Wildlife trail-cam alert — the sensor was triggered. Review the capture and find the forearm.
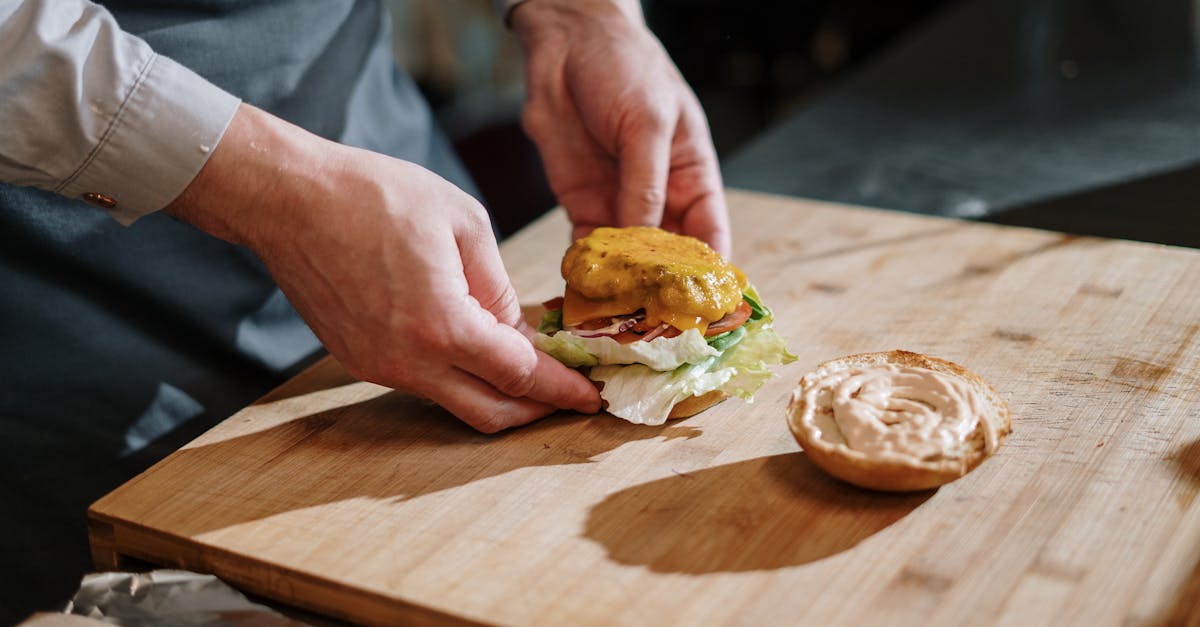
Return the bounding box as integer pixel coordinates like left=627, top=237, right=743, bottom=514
left=0, top=0, right=239, bottom=223
left=165, top=104, right=326, bottom=250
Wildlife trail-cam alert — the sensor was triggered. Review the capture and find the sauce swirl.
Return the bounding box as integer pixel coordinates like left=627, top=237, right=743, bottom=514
left=803, top=364, right=998, bottom=461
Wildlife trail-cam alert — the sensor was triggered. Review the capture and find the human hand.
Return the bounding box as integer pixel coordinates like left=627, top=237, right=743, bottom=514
left=166, top=105, right=601, bottom=432
left=512, top=0, right=732, bottom=256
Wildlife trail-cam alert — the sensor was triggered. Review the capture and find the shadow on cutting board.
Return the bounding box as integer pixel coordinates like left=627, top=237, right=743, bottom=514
left=583, top=453, right=933, bottom=574
left=99, top=389, right=703, bottom=538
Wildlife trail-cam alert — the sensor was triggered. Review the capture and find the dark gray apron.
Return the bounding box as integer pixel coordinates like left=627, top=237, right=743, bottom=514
left=0, top=1, right=474, bottom=618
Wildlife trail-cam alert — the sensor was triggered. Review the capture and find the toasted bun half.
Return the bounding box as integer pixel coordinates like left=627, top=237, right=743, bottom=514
left=667, top=390, right=729, bottom=420
left=786, top=350, right=1011, bottom=492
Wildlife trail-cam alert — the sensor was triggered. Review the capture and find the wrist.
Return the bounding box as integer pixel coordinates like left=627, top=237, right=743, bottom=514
left=511, top=0, right=643, bottom=45
left=164, top=104, right=337, bottom=251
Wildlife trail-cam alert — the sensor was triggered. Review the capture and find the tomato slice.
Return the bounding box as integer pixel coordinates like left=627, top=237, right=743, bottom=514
left=704, top=301, right=752, bottom=337
left=542, top=296, right=564, bottom=311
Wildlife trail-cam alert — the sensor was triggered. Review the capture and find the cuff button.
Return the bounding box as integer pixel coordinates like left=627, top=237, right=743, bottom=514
left=81, top=192, right=118, bottom=209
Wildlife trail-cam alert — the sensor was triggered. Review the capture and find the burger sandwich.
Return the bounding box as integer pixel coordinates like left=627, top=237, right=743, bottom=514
left=534, top=226, right=794, bottom=425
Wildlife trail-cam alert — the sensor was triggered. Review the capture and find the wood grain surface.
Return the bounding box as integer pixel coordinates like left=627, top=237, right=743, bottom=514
left=89, top=190, right=1200, bottom=626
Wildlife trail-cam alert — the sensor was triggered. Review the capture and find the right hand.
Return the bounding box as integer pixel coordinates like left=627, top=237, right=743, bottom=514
left=166, top=105, right=601, bottom=432
left=512, top=0, right=731, bottom=256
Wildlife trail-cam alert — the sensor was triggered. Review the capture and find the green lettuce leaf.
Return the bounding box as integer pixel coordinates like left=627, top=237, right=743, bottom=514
left=537, top=309, right=563, bottom=334
left=532, top=283, right=794, bottom=425
left=533, top=328, right=718, bottom=370
left=589, top=319, right=796, bottom=425
left=742, top=284, right=771, bottom=321
left=706, top=325, right=746, bottom=352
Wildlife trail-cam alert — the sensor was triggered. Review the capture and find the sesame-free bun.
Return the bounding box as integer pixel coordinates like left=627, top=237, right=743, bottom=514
left=786, top=350, right=1011, bottom=492
left=667, top=390, right=729, bottom=420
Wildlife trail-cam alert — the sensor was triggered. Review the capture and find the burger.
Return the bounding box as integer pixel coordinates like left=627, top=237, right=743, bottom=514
left=534, top=226, right=794, bottom=425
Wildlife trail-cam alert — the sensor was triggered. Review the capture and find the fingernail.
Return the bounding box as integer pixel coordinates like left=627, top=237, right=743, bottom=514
left=576, top=396, right=601, bottom=414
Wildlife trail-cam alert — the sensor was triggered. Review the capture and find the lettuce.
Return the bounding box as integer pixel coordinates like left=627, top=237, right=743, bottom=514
left=706, top=325, right=746, bottom=352
left=538, top=309, right=563, bottom=334
left=533, top=284, right=795, bottom=425
left=589, top=319, right=795, bottom=425
left=742, top=284, right=770, bottom=320
left=533, top=327, right=718, bottom=370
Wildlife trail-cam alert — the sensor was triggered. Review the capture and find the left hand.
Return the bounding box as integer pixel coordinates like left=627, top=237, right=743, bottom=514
left=512, top=0, right=732, bottom=256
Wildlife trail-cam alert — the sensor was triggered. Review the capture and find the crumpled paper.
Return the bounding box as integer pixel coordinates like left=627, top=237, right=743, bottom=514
left=64, top=570, right=309, bottom=627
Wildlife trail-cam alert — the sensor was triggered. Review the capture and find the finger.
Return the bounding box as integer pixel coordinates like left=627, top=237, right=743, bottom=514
left=572, top=222, right=598, bottom=243
left=529, top=117, right=620, bottom=238
left=455, top=204, right=525, bottom=330
left=453, top=225, right=602, bottom=414
left=451, top=305, right=601, bottom=414
left=559, top=185, right=613, bottom=242
left=669, top=102, right=732, bottom=257
left=616, top=109, right=672, bottom=228
left=680, top=187, right=732, bottom=258
left=421, top=366, right=559, bottom=434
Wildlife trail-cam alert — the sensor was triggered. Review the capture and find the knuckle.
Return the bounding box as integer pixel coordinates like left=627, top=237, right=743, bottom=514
left=631, top=185, right=666, bottom=211
left=521, top=105, right=552, bottom=141
left=468, top=408, right=509, bottom=434
left=623, top=102, right=670, bottom=135
left=490, top=359, right=538, bottom=398
left=483, top=289, right=522, bottom=326
left=407, top=328, right=446, bottom=356
left=463, top=200, right=492, bottom=232
left=645, top=110, right=672, bottom=134
left=442, top=318, right=479, bottom=355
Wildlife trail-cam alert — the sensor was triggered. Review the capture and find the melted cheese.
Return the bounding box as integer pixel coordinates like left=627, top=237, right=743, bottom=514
left=560, top=226, right=746, bottom=333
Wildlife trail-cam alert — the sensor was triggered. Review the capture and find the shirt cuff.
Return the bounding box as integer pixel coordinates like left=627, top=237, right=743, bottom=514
left=56, top=53, right=240, bottom=225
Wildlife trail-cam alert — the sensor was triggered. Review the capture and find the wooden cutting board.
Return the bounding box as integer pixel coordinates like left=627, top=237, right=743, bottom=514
left=89, top=190, right=1200, bottom=626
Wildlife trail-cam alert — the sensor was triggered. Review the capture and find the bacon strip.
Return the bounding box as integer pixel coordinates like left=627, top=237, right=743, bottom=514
left=555, top=299, right=753, bottom=342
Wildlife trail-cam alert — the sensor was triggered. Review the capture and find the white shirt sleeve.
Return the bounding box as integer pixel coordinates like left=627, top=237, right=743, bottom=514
left=0, top=0, right=241, bottom=224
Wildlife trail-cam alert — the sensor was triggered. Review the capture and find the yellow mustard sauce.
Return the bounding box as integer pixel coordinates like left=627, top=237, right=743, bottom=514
left=560, top=226, right=746, bottom=333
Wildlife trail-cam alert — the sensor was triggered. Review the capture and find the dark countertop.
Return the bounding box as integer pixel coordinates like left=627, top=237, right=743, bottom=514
left=723, top=0, right=1200, bottom=248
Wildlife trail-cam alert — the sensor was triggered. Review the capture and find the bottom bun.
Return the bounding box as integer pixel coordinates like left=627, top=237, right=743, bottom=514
left=667, top=390, right=729, bottom=420
left=787, top=350, right=1011, bottom=492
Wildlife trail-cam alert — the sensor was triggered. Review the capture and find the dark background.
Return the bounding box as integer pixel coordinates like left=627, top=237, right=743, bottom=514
left=440, top=0, right=960, bottom=237
left=646, top=0, right=957, bottom=155
left=430, top=0, right=1200, bottom=248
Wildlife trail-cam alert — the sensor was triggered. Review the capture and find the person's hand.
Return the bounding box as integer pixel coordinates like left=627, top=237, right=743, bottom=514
left=512, top=0, right=731, bottom=256
left=166, top=104, right=601, bottom=433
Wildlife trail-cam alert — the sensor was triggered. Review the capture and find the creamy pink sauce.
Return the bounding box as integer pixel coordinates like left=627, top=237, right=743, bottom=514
left=803, top=364, right=997, bottom=460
